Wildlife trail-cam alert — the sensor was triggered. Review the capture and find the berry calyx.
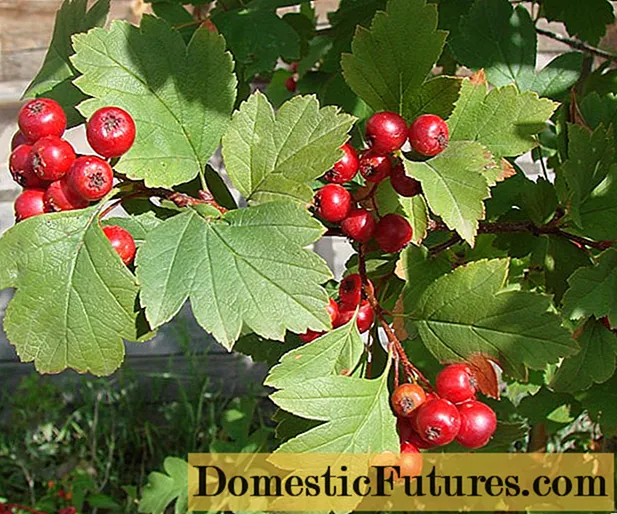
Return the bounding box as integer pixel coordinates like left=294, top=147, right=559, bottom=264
left=18, top=98, right=66, bottom=142
left=11, top=131, right=29, bottom=150
left=359, top=151, right=391, bottom=183
left=408, top=114, right=449, bottom=157
left=86, top=106, right=136, bottom=158
left=391, top=383, right=427, bottom=418
left=455, top=401, right=497, bottom=449
left=436, top=364, right=477, bottom=404
left=340, top=208, right=376, bottom=243
left=414, top=398, right=461, bottom=446
left=405, top=427, right=438, bottom=450
left=67, top=156, right=114, bottom=201
left=44, top=179, right=89, bottom=212
left=399, top=441, right=423, bottom=479
left=314, top=184, right=352, bottom=223
left=9, top=145, right=46, bottom=188
left=365, top=111, right=408, bottom=155
left=374, top=214, right=412, bottom=253
left=31, top=136, right=76, bottom=181
left=390, top=162, right=421, bottom=197
left=325, top=144, right=359, bottom=184
left=103, top=225, right=137, bottom=266
left=14, top=189, right=46, bottom=222
left=285, top=76, right=297, bottom=93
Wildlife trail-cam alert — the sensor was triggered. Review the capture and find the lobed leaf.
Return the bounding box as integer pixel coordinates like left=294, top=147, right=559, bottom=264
left=138, top=457, right=188, bottom=514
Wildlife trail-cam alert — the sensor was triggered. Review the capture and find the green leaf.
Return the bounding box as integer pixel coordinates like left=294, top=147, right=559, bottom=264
left=373, top=180, right=429, bottom=245
left=403, top=141, right=492, bottom=246
left=542, top=0, right=615, bottom=45
left=401, top=245, right=451, bottom=313
left=136, top=202, right=333, bottom=349
left=341, top=0, right=447, bottom=117
left=551, top=319, right=617, bottom=392
left=270, top=365, right=398, bottom=453
left=580, top=92, right=617, bottom=139
left=0, top=208, right=141, bottom=375
left=450, top=0, right=536, bottom=88
left=575, top=374, right=617, bottom=435
left=403, top=76, right=462, bottom=120
left=408, top=259, right=578, bottom=379
left=72, top=17, right=237, bottom=188
left=527, top=52, right=584, bottom=101
left=103, top=212, right=165, bottom=247
left=222, top=92, right=355, bottom=204
left=448, top=78, right=558, bottom=159
left=23, top=0, right=110, bottom=126
left=138, top=457, right=188, bottom=514
left=563, top=248, right=617, bottom=325
left=265, top=318, right=364, bottom=390
left=214, top=9, right=300, bottom=79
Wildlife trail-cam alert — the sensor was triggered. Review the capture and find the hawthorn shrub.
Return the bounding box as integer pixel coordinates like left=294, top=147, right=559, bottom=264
left=2, top=0, right=617, bottom=511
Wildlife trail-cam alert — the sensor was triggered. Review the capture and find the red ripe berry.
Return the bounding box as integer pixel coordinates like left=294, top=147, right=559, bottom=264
left=399, top=441, right=423, bottom=478
left=299, top=330, right=322, bottom=343
left=67, top=156, right=114, bottom=201
left=103, top=225, right=137, bottom=265
left=340, top=208, right=376, bottom=243
left=9, top=144, right=46, bottom=188
left=44, top=179, right=89, bottom=212
left=397, top=416, right=414, bottom=442
left=285, top=76, right=297, bottom=93
left=414, top=398, right=461, bottom=446
left=299, top=299, right=339, bottom=343
left=455, top=401, right=497, bottom=449
left=375, top=214, right=412, bottom=253
left=87, top=106, right=136, bottom=158
left=339, top=273, right=363, bottom=307
left=436, top=364, right=477, bottom=404
left=314, top=184, right=352, bottom=223
left=408, top=114, right=449, bottom=157
left=11, top=131, right=29, bottom=150
left=365, top=111, right=408, bottom=155
left=359, top=151, right=391, bottom=183
left=336, top=299, right=375, bottom=333
left=18, top=98, right=67, bottom=143
left=391, top=383, right=427, bottom=418
left=390, top=162, right=421, bottom=197
left=14, top=189, right=46, bottom=222
left=406, top=428, right=437, bottom=450
left=31, top=136, right=76, bottom=181
left=325, top=143, right=359, bottom=184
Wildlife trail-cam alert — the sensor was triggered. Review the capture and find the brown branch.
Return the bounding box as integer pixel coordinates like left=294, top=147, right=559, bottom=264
left=357, top=245, right=434, bottom=391
left=536, top=27, right=617, bottom=63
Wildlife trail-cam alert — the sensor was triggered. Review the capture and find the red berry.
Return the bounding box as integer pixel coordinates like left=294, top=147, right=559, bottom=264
left=9, top=144, right=47, bottom=188
left=340, top=208, right=376, bottom=243
left=391, top=383, right=427, bottom=418
left=408, top=114, right=449, bottom=157
left=601, top=316, right=612, bottom=330
left=365, top=111, right=408, bottom=155
left=298, top=299, right=339, bottom=342
left=18, top=98, right=66, bottom=142
left=375, top=214, right=412, bottom=253
left=414, top=398, right=461, bottom=446
left=399, top=441, right=423, bottom=478
left=86, top=106, right=136, bottom=158
left=390, top=162, right=421, bottom=197
left=397, top=416, right=414, bottom=442
left=299, top=330, right=323, bottom=343
left=31, top=136, right=76, bottom=181
left=339, top=273, right=363, bottom=307
left=11, top=131, right=29, bottom=150
left=67, top=156, right=114, bottom=201
left=455, top=401, right=497, bottom=449
left=103, top=225, right=137, bottom=265
left=359, top=151, right=391, bottom=183
left=285, top=76, right=297, bottom=93
left=325, top=143, right=359, bottom=184
left=14, top=189, right=46, bottom=222
left=405, top=427, right=438, bottom=450
left=436, top=364, right=477, bottom=404
left=44, top=179, right=89, bottom=212
left=337, top=299, right=374, bottom=333
left=314, top=184, right=352, bottom=223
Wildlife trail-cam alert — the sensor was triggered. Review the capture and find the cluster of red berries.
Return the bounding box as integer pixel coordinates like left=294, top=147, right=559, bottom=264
left=393, top=364, right=497, bottom=455
left=299, top=273, right=375, bottom=343
left=313, top=111, right=449, bottom=253
left=8, top=98, right=137, bottom=265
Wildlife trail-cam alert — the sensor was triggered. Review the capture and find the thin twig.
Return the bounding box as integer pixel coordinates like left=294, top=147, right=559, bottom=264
left=536, top=27, right=617, bottom=63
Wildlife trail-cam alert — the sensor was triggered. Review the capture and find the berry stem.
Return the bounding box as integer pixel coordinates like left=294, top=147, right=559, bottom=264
left=357, top=245, right=433, bottom=391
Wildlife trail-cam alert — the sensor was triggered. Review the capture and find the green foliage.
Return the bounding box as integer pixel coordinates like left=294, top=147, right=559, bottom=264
left=139, top=457, right=188, bottom=514
left=72, top=18, right=237, bottom=188
left=541, top=0, right=615, bottom=44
